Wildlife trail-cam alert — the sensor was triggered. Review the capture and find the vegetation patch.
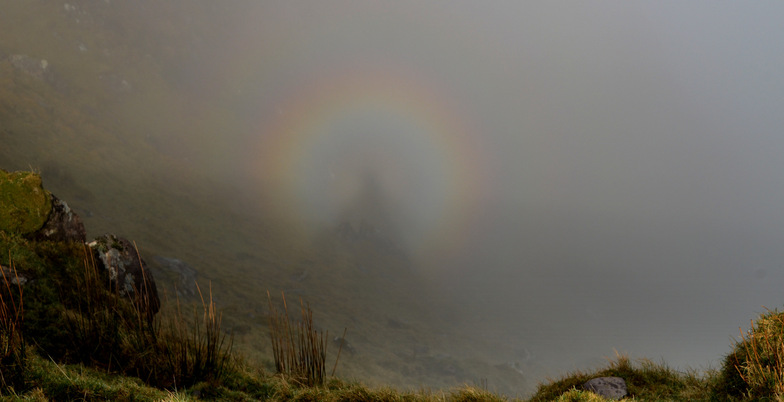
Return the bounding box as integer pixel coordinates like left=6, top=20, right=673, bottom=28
left=267, top=291, right=329, bottom=387
left=529, top=354, right=713, bottom=401
left=0, top=260, right=25, bottom=392
left=0, top=170, right=51, bottom=235
left=3, top=171, right=784, bottom=400
left=713, top=308, right=784, bottom=400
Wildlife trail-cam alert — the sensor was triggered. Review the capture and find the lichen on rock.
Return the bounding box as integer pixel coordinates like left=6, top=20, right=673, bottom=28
left=0, top=169, right=53, bottom=235
left=33, top=194, right=87, bottom=243
left=89, top=234, right=161, bottom=317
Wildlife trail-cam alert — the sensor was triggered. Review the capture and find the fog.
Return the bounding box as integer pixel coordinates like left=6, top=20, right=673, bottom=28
left=4, top=0, right=784, bottom=395
left=221, top=0, right=784, bottom=370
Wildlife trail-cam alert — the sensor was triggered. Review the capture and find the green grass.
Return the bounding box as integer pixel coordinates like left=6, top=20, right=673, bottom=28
left=529, top=353, right=716, bottom=401
left=21, top=354, right=171, bottom=401
left=712, top=308, right=784, bottom=400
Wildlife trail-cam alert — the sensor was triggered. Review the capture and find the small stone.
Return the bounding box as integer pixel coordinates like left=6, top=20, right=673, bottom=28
left=583, top=376, right=628, bottom=400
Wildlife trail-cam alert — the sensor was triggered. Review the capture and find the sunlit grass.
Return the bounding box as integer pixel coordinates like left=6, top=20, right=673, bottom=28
left=711, top=308, right=784, bottom=400
left=23, top=354, right=170, bottom=401
left=528, top=353, right=715, bottom=401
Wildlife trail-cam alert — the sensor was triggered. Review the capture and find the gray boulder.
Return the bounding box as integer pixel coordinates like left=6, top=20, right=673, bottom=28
left=89, top=234, right=160, bottom=318
left=33, top=194, right=86, bottom=243
left=583, top=376, right=628, bottom=400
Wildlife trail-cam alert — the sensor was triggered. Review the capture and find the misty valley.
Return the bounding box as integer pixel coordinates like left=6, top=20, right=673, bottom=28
left=2, top=1, right=784, bottom=400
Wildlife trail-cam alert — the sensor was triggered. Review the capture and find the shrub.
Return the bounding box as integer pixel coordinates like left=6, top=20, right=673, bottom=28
left=715, top=308, right=784, bottom=399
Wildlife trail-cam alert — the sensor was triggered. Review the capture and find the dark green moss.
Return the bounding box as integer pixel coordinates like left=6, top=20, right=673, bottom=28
left=0, top=170, right=52, bottom=235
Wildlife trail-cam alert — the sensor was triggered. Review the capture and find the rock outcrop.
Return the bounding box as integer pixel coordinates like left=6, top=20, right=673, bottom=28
left=1, top=170, right=162, bottom=320
left=1, top=169, right=86, bottom=243
left=33, top=194, right=86, bottom=243
left=89, top=234, right=161, bottom=318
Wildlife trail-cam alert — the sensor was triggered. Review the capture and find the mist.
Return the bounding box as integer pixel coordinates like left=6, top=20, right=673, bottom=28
left=225, top=0, right=784, bottom=369
left=3, top=0, right=784, bottom=395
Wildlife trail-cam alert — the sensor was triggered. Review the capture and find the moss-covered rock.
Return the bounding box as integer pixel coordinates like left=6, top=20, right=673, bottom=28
left=0, top=169, right=52, bottom=235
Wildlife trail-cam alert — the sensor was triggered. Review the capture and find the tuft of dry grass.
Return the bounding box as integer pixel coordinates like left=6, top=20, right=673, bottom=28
left=733, top=308, right=784, bottom=398
left=267, top=291, right=328, bottom=386
left=60, top=244, right=234, bottom=389
left=0, top=257, right=26, bottom=391
left=161, top=281, right=234, bottom=389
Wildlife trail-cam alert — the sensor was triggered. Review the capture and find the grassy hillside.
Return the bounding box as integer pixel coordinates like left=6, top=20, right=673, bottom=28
left=1, top=169, right=783, bottom=400
left=0, top=0, right=539, bottom=395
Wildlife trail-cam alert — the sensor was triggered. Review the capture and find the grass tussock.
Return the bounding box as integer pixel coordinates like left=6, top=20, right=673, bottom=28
left=267, top=291, right=329, bottom=387
left=529, top=352, right=712, bottom=401
left=57, top=246, right=234, bottom=389
left=0, top=258, right=26, bottom=392
left=161, top=282, right=234, bottom=389
left=713, top=308, right=784, bottom=400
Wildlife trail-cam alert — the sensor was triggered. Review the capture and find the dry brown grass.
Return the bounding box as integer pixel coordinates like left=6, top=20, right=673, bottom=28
left=734, top=308, right=784, bottom=398
left=0, top=257, right=25, bottom=391
left=60, top=244, right=233, bottom=388
left=267, top=291, right=328, bottom=386
left=161, top=281, right=234, bottom=389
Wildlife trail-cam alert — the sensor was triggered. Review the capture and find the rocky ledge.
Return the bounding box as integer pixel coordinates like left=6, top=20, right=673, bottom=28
left=0, top=168, right=160, bottom=317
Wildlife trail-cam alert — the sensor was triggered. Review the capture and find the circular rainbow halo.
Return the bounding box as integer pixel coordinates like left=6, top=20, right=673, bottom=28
left=250, top=67, right=487, bottom=264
